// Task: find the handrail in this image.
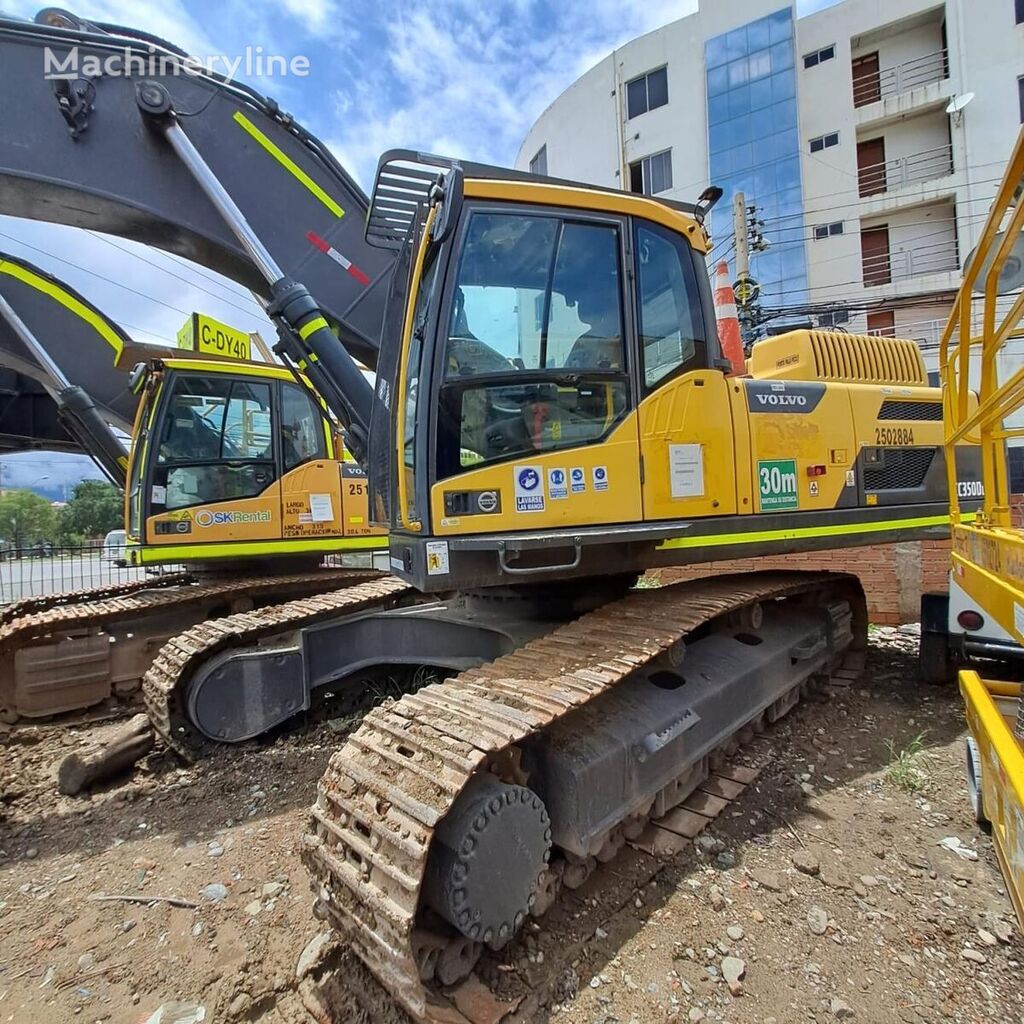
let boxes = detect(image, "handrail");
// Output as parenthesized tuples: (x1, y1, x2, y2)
(940, 127, 1024, 529)
(857, 143, 954, 197)
(853, 47, 948, 107)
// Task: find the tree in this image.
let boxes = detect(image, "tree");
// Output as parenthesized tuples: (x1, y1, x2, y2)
(0, 489, 57, 550)
(59, 480, 123, 540)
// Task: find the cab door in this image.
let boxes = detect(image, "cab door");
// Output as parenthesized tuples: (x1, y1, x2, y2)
(633, 219, 737, 521)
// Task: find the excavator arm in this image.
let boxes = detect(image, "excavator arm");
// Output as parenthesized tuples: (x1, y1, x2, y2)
(0, 9, 395, 380)
(0, 250, 138, 484)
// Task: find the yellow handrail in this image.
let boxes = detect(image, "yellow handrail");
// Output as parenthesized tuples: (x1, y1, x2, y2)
(394, 203, 439, 533)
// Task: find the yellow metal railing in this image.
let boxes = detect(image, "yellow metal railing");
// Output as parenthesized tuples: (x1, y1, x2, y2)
(942, 127, 1024, 532)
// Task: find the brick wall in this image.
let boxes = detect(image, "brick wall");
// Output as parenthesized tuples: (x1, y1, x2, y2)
(655, 540, 951, 625)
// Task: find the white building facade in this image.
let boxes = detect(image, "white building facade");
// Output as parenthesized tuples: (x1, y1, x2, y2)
(516, 0, 1024, 361)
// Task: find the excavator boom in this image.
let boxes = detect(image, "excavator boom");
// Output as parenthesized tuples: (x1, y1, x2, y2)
(0, 10, 394, 370)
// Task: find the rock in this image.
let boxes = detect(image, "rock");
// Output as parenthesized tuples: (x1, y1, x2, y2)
(244, 899, 262, 916)
(977, 928, 998, 947)
(207, 843, 224, 859)
(296, 932, 335, 981)
(696, 834, 725, 856)
(859, 875, 880, 888)
(25, 847, 38, 860)
(200, 883, 228, 903)
(993, 919, 1013, 944)
(142, 1003, 206, 1024)
(750, 869, 781, 892)
(830, 997, 855, 1019)
(709, 885, 726, 911)
(938, 837, 978, 861)
(589, 976, 601, 989)
(553, 967, 578, 1004)
(726, 925, 744, 942)
(227, 993, 249, 1018)
(721, 956, 745, 996)
(688, 1009, 705, 1022)
(715, 851, 737, 870)
(77, 953, 94, 971)
(261, 882, 284, 899)
(961, 948, 987, 964)
(807, 906, 828, 935)
(121, 919, 136, 933)
(750, 910, 765, 923)
(792, 850, 820, 876)
(191, 923, 204, 937)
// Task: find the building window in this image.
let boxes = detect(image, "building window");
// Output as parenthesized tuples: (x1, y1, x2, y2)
(817, 308, 850, 327)
(809, 131, 840, 153)
(802, 44, 835, 68)
(629, 150, 673, 195)
(1019, 75, 1024, 123)
(626, 66, 669, 119)
(813, 221, 844, 239)
(1017, 0, 1024, 24)
(529, 145, 547, 176)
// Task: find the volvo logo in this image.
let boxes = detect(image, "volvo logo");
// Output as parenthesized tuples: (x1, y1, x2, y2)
(477, 490, 498, 513)
(756, 393, 807, 407)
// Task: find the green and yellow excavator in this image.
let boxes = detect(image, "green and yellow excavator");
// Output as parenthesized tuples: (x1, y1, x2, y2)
(0, 8, 991, 1019)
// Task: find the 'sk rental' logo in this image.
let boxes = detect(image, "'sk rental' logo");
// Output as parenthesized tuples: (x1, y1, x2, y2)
(194, 509, 272, 527)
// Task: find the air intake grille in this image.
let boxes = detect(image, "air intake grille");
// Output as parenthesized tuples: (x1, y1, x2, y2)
(808, 332, 926, 385)
(878, 400, 943, 421)
(864, 448, 936, 491)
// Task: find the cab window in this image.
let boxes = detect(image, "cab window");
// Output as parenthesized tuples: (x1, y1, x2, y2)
(280, 382, 327, 470)
(437, 211, 628, 478)
(634, 220, 706, 389)
(154, 375, 274, 511)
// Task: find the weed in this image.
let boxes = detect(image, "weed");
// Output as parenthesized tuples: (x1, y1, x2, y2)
(885, 731, 930, 793)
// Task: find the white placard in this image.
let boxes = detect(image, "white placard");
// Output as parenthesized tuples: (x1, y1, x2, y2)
(669, 444, 704, 499)
(151, 484, 167, 504)
(426, 540, 450, 575)
(309, 493, 334, 522)
(514, 465, 545, 512)
(548, 468, 568, 500)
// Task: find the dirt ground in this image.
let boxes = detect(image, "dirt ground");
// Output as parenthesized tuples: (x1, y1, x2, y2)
(0, 625, 1021, 1024)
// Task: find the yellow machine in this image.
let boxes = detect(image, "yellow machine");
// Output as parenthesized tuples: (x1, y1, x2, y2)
(941, 127, 1024, 926)
(123, 352, 383, 568)
(0, 12, 992, 1016)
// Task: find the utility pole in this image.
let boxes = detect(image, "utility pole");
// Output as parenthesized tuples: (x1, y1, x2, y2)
(733, 191, 750, 283)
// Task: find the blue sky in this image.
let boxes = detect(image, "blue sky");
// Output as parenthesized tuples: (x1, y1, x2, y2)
(0, 0, 840, 486)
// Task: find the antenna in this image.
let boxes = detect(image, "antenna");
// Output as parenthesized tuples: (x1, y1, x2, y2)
(946, 92, 974, 125)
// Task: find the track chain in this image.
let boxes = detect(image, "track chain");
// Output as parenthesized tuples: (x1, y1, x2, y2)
(143, 575, 414, 760)
(303, 571, 864, 1022)
(0, 572, 190, 627)
(0, 569, 381, 722)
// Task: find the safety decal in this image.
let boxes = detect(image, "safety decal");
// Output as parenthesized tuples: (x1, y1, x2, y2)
(307, 230, 371, 286)
(514, 465, 545, 512)
(548, 468, 568, 500)
(757, 459, 798, 512)
(570, 468, 586, 494)
(593, 466, 609, 492)
(426, 540, 450, 576)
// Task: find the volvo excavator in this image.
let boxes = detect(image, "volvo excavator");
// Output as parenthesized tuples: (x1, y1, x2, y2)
(0, 249, 387, 724)
(0, 8, 990, 1019)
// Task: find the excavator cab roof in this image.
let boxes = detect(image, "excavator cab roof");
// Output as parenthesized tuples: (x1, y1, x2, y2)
(367, 150, 713, 256)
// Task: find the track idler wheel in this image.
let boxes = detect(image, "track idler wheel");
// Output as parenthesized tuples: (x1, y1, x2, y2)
(423, 774, 551, 950)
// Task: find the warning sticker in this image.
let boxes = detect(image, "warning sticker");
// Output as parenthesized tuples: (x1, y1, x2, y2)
(758, 459, 798, 511)
(548, 468, 568, 500)
(570, 467, 586, 494)
(514, 465, 545, 512)
(593, 466, 609, 492)
(426, 540, 450, 576)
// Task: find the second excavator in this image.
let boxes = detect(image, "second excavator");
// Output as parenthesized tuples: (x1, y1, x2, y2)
(0, 9, 991, 1019)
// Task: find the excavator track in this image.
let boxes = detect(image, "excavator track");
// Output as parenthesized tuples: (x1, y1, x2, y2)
(0, 569, 379, 723)
(143, 575, 415, 761)
(303, 571, 866, 1023)
(0, 571, 191, 626)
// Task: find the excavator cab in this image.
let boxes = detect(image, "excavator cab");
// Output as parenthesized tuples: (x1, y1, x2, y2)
(122, 356, 381, 567)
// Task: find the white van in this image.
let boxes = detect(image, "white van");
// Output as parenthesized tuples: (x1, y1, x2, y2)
(102, 529, 127, 565)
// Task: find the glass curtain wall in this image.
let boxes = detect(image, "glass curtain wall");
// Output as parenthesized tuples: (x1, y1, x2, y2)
(705, 8, 807, 316)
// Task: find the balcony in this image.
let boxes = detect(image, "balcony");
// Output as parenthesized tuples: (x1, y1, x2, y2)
(862, 237, 959, 288)
(852, 48, 949, 107)
(857, 143, 954, 199)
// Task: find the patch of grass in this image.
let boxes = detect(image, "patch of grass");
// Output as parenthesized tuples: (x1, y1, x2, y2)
(634, 572, 662, 590)
(884, 731, 930, 793)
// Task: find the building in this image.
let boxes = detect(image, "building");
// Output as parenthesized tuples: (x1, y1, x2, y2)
(516, 0, 1024, 363)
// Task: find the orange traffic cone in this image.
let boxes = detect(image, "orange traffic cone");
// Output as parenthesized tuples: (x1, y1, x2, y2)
(713, 261, 745, 376)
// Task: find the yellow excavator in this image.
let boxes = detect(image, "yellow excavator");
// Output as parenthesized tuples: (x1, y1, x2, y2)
(935, 127, 1024, 927)
(0, 8, 988, 1018)
(0, 251, 386, 724)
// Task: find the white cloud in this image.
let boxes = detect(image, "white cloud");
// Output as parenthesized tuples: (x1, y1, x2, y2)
(279, 0, 339, 33)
